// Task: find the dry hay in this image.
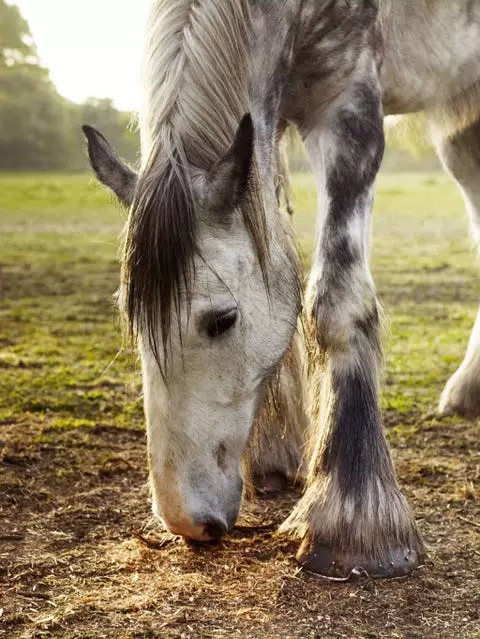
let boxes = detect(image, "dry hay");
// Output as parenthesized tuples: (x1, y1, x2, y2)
(1, 409, 479, 639)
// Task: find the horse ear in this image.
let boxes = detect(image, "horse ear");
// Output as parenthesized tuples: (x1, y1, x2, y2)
(205, 114, 254, 212)
(82, 125, 138, 208)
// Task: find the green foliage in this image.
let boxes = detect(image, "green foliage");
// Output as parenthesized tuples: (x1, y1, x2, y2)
(0, 65, 73, 170)
(0, 2, 139, 171)
(0, 0, 38, 67)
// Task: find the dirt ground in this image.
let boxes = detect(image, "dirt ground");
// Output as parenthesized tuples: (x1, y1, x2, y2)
(1, 173, 479, 638)
(1, 411, 479, 638)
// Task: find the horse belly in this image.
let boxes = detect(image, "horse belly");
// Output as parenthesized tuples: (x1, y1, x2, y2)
(379, 1, 480, 115)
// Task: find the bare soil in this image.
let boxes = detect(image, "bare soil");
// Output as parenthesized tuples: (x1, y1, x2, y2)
(1, 410, 479, 638)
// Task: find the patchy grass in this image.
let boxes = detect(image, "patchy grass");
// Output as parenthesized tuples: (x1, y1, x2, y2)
(1, 172, 479, 638)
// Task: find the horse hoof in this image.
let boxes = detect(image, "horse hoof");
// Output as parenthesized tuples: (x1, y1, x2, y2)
(438, 397, 480, 419)
(254, 472, 290, 496)
(438, 372, 480, 418)
(297, 538, 424, 580)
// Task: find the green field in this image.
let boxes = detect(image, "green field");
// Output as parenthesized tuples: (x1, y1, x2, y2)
(1, 172, 479, 638)
(0, 172, 475, 423)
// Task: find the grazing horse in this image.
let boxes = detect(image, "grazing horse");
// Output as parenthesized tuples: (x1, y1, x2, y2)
(82, 0, 480, 579)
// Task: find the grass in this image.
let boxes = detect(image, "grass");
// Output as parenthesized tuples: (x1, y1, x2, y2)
(0, 173, 141, 430)
(0, 171, 473, 424)
(1, 171, 479, 638)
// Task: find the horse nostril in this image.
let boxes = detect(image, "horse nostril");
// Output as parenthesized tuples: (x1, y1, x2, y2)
(204, 519, 227, 541)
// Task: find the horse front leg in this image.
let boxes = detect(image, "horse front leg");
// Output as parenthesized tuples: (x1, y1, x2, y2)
(282, 80, 426, 578)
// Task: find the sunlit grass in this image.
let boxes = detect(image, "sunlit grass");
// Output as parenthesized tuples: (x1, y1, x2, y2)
(0, 170, 477, 429)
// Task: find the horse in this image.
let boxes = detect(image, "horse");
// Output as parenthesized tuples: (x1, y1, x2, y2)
(82, 0, 480, 580)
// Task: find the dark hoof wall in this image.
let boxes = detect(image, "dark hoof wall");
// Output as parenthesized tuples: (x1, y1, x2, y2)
(297, 539, 424, 580)
(254, 472, 290, 497)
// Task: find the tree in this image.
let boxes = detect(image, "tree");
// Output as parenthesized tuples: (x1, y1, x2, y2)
(0, 0, 39, 67)
(0, 2, 139, 171)
(0, 1, 70, 169)
(0, 66, 73, 169)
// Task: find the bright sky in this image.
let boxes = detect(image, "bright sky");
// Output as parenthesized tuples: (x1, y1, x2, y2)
(15, 0, 150, 111)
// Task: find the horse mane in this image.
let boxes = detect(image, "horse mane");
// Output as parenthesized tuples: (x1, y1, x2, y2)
(122, 0, 268, 367)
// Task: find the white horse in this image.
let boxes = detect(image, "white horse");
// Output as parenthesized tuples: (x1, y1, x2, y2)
(83, 0, 480, 579)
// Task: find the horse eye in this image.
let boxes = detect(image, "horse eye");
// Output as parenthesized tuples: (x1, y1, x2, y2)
(207, 310, 237, 338)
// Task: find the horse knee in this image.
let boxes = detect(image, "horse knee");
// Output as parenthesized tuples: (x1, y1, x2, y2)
(309, 277, 379, 355)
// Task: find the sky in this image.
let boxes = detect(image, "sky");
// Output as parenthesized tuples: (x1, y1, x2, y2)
(15, 0, 150, 111)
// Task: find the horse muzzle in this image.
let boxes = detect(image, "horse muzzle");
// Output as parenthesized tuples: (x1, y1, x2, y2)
(153, 474, 243, 543)
(165, 517, 228, 543)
